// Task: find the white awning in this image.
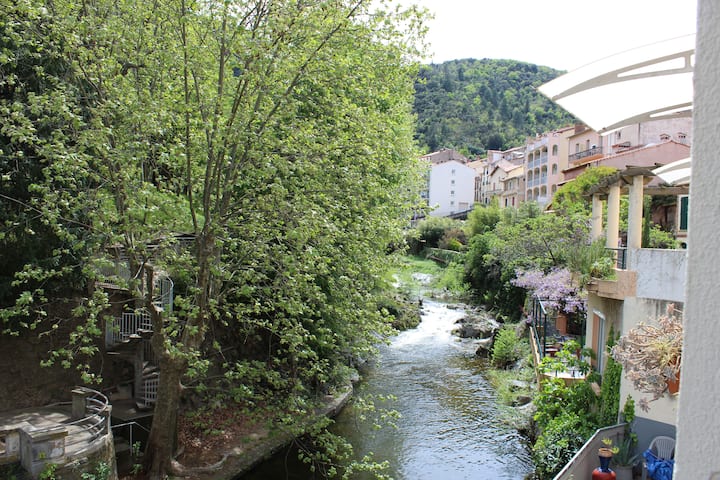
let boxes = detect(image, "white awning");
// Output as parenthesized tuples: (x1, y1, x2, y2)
(653, 157, 691, 186)
(539, 35, 695, 135)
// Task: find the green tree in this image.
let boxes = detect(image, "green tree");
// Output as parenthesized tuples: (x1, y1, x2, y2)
(3, 1, 427, 477)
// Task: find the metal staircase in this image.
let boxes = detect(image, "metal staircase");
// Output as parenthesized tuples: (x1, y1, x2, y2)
(105, 272, 173, 409)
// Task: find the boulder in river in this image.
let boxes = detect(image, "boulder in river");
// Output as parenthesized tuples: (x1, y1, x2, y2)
(452, 311, 500, 339)
(474, 336, 494, 357)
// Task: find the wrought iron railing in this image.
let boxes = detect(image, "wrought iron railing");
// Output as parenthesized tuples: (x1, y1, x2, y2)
(569, 145, 603, 162)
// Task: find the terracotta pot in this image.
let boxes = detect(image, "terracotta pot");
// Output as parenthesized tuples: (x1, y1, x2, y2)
(555, 312, 568, 334)
(666, 368, 681, 395)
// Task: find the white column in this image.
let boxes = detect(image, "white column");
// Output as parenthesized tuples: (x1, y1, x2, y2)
(605, 183, 620, 249)
(591, 194, 604, 241)
(626, 175, 644, 249)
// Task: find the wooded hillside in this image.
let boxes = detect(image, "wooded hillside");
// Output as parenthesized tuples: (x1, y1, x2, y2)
(413, 59, 576, 155)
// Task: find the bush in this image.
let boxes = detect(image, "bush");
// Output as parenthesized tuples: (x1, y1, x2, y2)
(646, 224, 679, 249)
(533, 412, 597, 479)
(491, 327, 522, 368)
(438, 227, 467, 251)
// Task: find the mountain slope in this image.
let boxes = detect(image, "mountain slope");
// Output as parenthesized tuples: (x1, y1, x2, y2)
(413, 59, 576, 155)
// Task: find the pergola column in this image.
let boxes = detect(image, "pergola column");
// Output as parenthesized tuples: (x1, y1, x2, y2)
(626, 175, 644, 249)
(591, 194, 604, 241)
(605, 182, 621, 249)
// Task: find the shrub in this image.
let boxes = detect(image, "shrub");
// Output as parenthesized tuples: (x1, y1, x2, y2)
(533, 412, 597, 479)
(491, 327, 522, 368)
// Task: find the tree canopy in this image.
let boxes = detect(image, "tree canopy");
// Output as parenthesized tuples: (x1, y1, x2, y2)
(1, 0, 427, 477)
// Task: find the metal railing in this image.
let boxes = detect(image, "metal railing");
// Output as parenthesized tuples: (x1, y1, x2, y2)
(569, 145, 603, 162)
(607, 247, 627, 270)
(531, 296, 550, 357)
(106, 311, 152, 348)
(153, 275, 174, 313)
(111, 421, 150, 454)
(141, 375, 160, 406)
(47, 388, 111, 451)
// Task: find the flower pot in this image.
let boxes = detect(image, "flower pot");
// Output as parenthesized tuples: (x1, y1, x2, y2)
(666, 368, 680, 394)
(555, 312, 568, 334)
(614, 464, 633, 480)
(598, 448, 614, 473)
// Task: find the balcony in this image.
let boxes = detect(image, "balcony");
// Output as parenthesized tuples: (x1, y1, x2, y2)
(569, 145, 603, 163)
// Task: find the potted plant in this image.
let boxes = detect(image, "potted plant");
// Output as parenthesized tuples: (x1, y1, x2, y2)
(610, 304, 683, 411)
(598, 437, 619, 473)
(612, 396, 639, 480)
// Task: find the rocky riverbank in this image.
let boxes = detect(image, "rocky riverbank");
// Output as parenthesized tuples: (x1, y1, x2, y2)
(163, 385, 353, 480)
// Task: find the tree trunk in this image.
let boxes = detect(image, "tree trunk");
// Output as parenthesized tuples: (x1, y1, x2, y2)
(144, 356, 185, 479)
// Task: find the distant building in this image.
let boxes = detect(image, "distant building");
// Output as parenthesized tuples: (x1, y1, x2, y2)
(477, 147, 524, 206)
(420, 149, 475, 217)
(525, 125, 576, 206)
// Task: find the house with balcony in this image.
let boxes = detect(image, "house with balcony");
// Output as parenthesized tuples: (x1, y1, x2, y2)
(584, 165, 688, 452)
(478, 147, 525, 207)
(525, 126, 576, 206)
(563, 119, 692, 183)
(499, 163, 525, 208)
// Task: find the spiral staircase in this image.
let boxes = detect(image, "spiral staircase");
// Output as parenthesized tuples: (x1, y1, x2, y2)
(104, 273, 173, 409)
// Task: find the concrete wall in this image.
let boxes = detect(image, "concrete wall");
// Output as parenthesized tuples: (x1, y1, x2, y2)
(675, 2, 720, 477)
(628, 248, 687, 303)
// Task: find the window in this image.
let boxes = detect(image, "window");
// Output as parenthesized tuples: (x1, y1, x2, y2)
(575, 143, 580, 153)
(552, 145, 558, 156)
(551, 164, 558, 175)
(451, 169, 456, 176)
(450, 200, 455, 206)
(678, 132, 688, 142)
(451, 179, 455, 185)
(679, 195, 689, 231)
(450, 190, 455, 197)
(660, 133, 671, 141)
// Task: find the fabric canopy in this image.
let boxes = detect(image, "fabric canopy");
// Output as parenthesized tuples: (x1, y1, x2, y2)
(539, 35, 695, 135)
(652, 157, 691, 186)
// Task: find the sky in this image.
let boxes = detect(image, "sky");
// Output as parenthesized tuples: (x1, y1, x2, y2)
(398, 0, 698, 71)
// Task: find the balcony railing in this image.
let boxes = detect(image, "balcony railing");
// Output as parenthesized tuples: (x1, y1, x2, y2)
(569, 145, 603, 162)
(607, 247, 627, 270)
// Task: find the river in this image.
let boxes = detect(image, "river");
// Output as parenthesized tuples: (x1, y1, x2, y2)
(240, 298, 534, 479)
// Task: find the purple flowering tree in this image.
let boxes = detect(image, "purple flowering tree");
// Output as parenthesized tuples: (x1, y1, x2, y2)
(512, 267, 586, 314)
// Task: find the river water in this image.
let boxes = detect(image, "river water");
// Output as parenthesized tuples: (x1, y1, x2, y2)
(241, 299, 534, 479)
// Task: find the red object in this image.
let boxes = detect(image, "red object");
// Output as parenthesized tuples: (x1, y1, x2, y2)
(592, 468, 616, 480)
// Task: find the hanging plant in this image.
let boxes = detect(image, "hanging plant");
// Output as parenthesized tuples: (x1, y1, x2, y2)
(610, 304, 683, 411)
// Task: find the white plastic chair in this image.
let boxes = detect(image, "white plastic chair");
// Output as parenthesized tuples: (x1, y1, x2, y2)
(641, 436, 675, 480)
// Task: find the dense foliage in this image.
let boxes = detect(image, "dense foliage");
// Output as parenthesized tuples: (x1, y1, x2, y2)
(0, 0, 427, 477)
(413, 59, 576, 155)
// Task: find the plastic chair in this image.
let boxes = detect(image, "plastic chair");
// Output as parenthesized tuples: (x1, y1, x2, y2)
(641, 436, 676, 480)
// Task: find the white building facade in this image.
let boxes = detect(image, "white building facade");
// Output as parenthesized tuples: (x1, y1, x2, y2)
(427, 160, 476, 217)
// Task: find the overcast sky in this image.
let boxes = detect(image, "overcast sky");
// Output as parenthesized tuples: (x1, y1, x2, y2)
(399, 0, 697, 71)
